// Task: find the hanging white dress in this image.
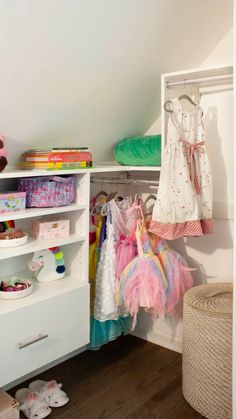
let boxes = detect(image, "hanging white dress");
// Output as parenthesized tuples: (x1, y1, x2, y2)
(94, 200, 130, 322)
(94, 218, 118, 321)
(150, 98, 214, 240)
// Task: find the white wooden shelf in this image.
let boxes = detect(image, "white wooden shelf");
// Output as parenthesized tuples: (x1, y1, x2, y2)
(91, 162, 161, 172)
(0, 168, 89, 178)
(0, 203, 86, 222)
(0, 233, 86, 260)
(0, 163, 161, 179)
(126, 166, 161, 172)
(0, 277, 88, 315)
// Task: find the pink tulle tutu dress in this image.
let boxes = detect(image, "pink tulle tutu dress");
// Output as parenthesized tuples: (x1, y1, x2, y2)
(119, 220, 167, 330)
(151, 235, 194, 316)
(115, 200, 143, 283)
(116, 234, 137, 282)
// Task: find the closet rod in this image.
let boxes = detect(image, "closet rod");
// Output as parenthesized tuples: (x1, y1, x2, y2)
(91, 177, 159, 187)
(166, 73, 233, 88)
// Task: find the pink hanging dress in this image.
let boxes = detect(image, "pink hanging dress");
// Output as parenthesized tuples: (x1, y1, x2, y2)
(151, 236, 193, 316)
(119, 221, 167, 330)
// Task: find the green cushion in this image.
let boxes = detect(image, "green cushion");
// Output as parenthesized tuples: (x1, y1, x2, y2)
(114, 135, 161, 166)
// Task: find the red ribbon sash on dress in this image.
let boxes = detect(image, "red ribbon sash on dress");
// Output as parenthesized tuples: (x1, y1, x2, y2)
(180, 139, 205, 194)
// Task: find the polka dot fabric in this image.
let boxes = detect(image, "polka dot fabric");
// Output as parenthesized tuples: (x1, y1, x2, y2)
(151, 98, 214, 240)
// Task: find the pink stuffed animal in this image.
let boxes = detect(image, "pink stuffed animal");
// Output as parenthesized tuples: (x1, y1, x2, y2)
(0, 135, 7, 172)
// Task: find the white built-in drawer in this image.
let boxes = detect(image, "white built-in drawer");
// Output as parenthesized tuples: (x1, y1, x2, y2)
(0, 285, 89, 387)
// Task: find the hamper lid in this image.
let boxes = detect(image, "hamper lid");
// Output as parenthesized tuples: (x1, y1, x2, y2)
(184, 283, 232, 316)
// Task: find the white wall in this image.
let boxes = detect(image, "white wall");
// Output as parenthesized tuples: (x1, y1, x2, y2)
(146, 27, 233, 136)
(203, 28, 233, 65)
(233, 10, 236, 419)
(0, 0, 232, 166)
(134, 30, 233, 353)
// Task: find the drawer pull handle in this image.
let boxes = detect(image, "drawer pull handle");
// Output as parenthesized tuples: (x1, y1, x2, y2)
(18, 334, 49, 349)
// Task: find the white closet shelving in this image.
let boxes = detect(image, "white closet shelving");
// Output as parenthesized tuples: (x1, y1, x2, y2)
(0, 169, 90, 387)
(0, 204, 86, 222)
(0, 234, 86, 260)
(0, 164, 160, 388)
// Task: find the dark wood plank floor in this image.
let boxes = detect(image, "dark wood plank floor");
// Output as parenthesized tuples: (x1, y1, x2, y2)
(9, 336, 205, 419)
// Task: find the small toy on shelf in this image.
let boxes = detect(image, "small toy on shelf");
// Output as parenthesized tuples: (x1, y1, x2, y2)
(0, 134, 8, 172)
(28, 246, 66, 282)
(0, 220, 15, 232)
(0, 277, 33, 299)
(0, 191, 26, 213)
(0, 220, 28, 247)
(31, 219, 70, 240)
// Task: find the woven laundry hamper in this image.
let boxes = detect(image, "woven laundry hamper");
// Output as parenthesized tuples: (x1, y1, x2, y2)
(182, 283, 232, 419)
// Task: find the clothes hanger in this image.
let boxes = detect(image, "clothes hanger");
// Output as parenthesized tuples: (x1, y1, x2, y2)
(180, 81, 201, 106)
(95, 190, 108, 199)
(90, 202, 103, 216)
(164, 83, 174, 113)
(191, 91, 201, 106)
(164, 80, 200, 113)
(90, 193, 108, 215)
(164, 100, 173, 113)
(107, 191, 118, 202)
(143, 194, 156, 217)
(107, 182, 117, 201)
(100, 201, 111, 216)
(144, 194, 157, 205)
(133, 194, 142, 206)
(178, 94, 197, 107)
(164, 93, 197, 113)
(105, 179, 119, 202)
(115, 195, 125, 202)
(94, 178, 109, 200)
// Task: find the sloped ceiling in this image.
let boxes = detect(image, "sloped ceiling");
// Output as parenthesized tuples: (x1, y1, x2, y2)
(0, 0, 233, 163)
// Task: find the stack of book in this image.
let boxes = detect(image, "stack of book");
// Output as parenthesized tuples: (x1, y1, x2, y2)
(18, 147, 93, 170)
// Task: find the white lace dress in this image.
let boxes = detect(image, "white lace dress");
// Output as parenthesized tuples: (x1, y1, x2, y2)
(94, 200, 130, 321)
(150, 98, 214, 240)
(94, 218, 118, 321)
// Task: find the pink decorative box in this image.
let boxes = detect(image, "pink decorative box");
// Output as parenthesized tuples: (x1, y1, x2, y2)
(0, 389, 19, 419)
(32, 219, 70, 240)
(0, 192, 26, 213)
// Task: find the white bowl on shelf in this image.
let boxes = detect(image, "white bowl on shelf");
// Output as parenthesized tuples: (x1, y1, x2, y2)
(0, 280, 33, 300)
(0, 233, 28, 248)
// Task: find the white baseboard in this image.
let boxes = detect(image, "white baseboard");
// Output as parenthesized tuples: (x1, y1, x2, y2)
(131, 326, 183, 354)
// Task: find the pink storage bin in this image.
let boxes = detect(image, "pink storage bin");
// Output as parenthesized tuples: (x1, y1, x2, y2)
(0, 192, 26, 213)
(18, 176, 75, 208)
(32, 219, 70, 240)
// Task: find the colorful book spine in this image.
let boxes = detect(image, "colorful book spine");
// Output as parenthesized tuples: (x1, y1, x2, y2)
(51, 147, 89, 151)
(18, 161, 92, 170)
(24, 147, 90, 154)
(22, 152, 92, 163)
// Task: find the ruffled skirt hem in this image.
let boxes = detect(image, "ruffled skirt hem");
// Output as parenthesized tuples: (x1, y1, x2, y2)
(149, 218, 214, 240)
(89, 315, 132, 350)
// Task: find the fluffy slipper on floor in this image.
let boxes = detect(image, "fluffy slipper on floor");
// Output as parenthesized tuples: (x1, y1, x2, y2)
(15, 388, 51, 419)
(29, 380, 69, 407)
